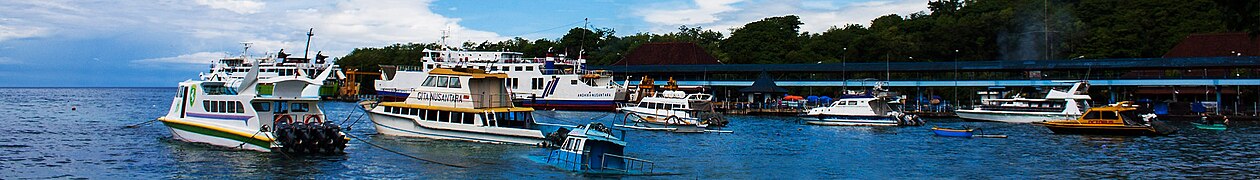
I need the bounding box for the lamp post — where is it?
[954,49,959,109]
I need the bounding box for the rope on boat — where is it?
[124,118,161,128]
[343,132,468,168]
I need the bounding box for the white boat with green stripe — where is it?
[158,62,348,153]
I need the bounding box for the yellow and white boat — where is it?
[158,63,348,153]
[365,68,570,145]
[1035,101,1177,136]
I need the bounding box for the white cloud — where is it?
[132,52,231,65]
[635,0,928,34]
[287,0,503,46]
[194,0,266,14]
[637,0,743,27]
[0,25,46,42]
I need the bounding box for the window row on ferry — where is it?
[382,106,535,129]
[421,76,462,88]
[638,102,685,110]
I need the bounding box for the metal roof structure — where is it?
[593,56,1260,73]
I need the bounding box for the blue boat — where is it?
[932,126,975,137]
[539,123,668,175]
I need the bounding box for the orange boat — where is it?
[1035,102,1177,136]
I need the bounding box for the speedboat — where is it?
[157,63,348,153]
[200,44,346,99]
[617,90,728,128]
[374,49,629,110]
[956,81,1092,123]
[1035,101,1177,136]
[540,123,662,175]
[803,82,923,126]
[364,68,570,145]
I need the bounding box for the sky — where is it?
[0,0,928,87]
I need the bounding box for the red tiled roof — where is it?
[611,42,721,65]
[1164,32,1260,57]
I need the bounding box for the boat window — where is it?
[235,102,245,113]
[203,100,212,112]
[1082,111,1100,119]
[177,87,185,98]
[1100,111,1119,120]
[436,76,449,87]
[450,112,462,123]
[576,139,584,150]
[218,101,227,113]
[227,102,236,113]
[515,66,523,71]
[501,66,508,71]
[648,103,656,109]
[571,80,578,85]
[448,77,461,88]
[422,76,437,87]
[427,64,434,69]
[426,109,438,121]
[439,111,449,122]
[411,108,419,116]
[252,102,271,112]
[291,103,309,112]
[464,113,474,124]
[673,104,683,109]
[848,101,858,106]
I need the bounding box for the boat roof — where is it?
[428,68,509,79]
[379,102,533,113]
[567,125,626,146]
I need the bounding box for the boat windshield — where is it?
[1119,110,1145,125]
[202,84,237,95]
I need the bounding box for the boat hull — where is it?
[1038,123,1170,136]
[932,128,974,137]
[158,117,272,152]
[367,111,546,145]
[803,115,901,126]
[955,110,1076,123]
[519,99,618,111]
[1192,123,1227,130]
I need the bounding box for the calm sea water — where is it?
[2,88,1259,179]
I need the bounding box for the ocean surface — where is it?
[2,88,1259,179]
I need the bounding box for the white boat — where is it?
[158,63,348,153]
[803,82,923,126]
[616,90,728,127]
[374,49,629,110]
[200,47,346,98]
[365,68,570,145]
[955,81,1092,123]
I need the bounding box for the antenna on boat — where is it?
[303,28,314,62]
[240,42,252,59]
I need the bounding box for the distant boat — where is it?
[1191,123,1227,130]
[803,82,923,126]
[931,127,974,137]
[1035,101,1177,136]
[956,81,1092,123]
[617,90,728,128]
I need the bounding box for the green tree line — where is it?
[337,0,1257,71]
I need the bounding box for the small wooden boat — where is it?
[1192,122,1227,130]
[931,126,974,137]
[1035,102,1177,136]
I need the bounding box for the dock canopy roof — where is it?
[739,71,788,93]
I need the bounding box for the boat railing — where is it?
[545,150,594,171]
[602,153,655,174]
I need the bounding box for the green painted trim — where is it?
[163,121,272,149]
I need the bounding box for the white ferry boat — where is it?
[201,50,345,98]
[365,68,570,145]
[158,64,348,153]
[803,82,923,126]
[374,49,629,110]
[617,90,728,127]
[955,81,1092,123]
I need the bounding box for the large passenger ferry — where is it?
[374,49,629,110]
[200,47,345,98]
[158,64,348,153]
[956,81,1093,123]
[365,68,569,145]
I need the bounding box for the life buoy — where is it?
[304,114,322,123]
[275,114,293,124]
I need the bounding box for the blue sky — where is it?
[0,0,927,87]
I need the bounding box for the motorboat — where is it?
[364,68,570,145]
[956,81,1092,123]
[158,62,348,153]
[1035,101,1177,136]
[617,90,728,128]
[803,82,923,126]
[540,123,662,175]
